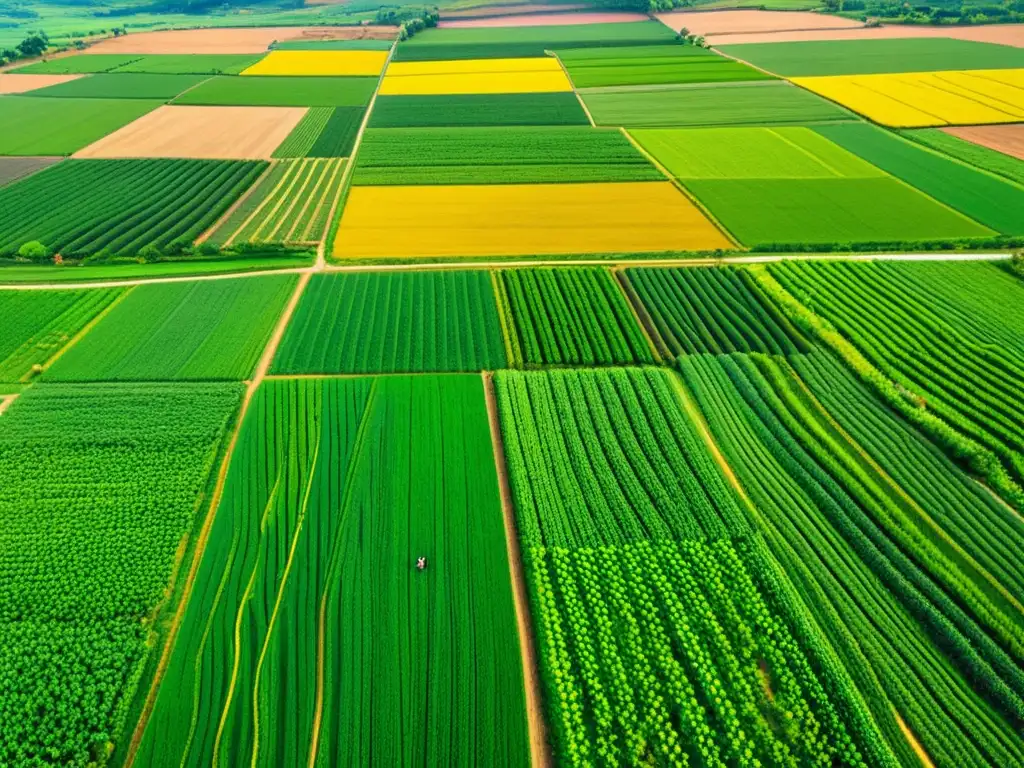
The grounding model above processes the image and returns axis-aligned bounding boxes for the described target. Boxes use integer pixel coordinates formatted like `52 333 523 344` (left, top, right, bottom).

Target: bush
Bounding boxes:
17 241 49 262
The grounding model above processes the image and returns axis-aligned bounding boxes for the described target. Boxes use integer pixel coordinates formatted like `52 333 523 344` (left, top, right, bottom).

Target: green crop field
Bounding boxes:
11 53 144 74
369 92 590 127
0 382 242 766
27 72 209 100
44 276 295 381
901 129 1024 187
583 81 852 127
818 124 1024 235
719 37 1024 77
0 97 161 155
273 271 506 374
496 267 655 366
622 266 810 356
175 75 377 107
354 126 662 185
0 158 265 257
273 106 364 157
132 375 529 767
110 54 265 74
562 46 771 89
0 288 122 381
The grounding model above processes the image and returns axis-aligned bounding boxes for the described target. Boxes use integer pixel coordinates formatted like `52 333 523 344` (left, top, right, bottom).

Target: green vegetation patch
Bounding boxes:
175 75 376 107
272 107 332 158
45 276 296 381
0 288 123 382
622 266 810 356
0 97 161 155
561 46 770 88
308 106 364 156
686 177 994 247
497 267 655 366
133 375 528 767
0 158 266 257
0 156 61 187
27 72 209 100
353 126 662 185
632 126 884 179
817 123 1024 235
110 54 265 74
11 53 142 74
584 81 851 127
719 38 1024 77
273 271 506 374
369 92 589 127
0 381 242 766
902 128 1024 187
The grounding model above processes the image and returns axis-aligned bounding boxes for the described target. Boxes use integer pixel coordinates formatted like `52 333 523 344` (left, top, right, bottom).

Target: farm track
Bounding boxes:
122 270 312 767
0 393 19 416
483 371 551 768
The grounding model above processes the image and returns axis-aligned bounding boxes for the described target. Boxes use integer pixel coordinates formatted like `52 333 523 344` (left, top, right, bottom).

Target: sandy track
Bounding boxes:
657 9 864 35
439 11 647 28
74 105 307 160
0 73 84 94
707 22 1024 46
84 26 392 54
0 394 19 417
943 124 1024 161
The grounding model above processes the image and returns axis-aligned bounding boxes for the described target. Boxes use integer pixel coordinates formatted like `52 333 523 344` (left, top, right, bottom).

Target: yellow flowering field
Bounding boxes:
792 69 1024 127
380 56 572 95
241 50 389 77
333 181 734 259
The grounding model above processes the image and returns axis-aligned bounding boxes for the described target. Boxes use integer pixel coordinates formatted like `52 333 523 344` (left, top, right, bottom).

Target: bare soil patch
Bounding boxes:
943 124 1024 161
439 10 646 27
0 73 84 94
657 9 864 35
442 3 585 19
74 105 307 159
0 156 62 186
84 26 390 55
706 22 1024 46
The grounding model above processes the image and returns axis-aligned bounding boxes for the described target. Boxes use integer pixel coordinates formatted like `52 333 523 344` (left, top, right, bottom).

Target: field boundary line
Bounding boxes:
170 73 217 104
549 50 596 127
29 286 134 380
482 371 551 768
122 271 311 768
268 158 319 241
490 269 524 368
0 393 20 417
610 267 665 361
285 159 331 242
225 160 297 247
196 160 278 245
302 158 345 243
252 159 308 242
895 711 936 768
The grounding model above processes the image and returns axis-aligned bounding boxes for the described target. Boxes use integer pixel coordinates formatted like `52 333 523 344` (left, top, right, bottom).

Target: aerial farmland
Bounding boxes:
0 4 1023 767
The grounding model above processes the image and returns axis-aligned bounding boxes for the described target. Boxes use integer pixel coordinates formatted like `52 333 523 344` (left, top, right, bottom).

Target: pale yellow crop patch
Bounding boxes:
379 56 572 95
241 50 389 77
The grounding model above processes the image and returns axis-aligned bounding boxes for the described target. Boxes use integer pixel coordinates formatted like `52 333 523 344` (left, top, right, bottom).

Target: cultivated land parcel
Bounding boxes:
2 13 1024 768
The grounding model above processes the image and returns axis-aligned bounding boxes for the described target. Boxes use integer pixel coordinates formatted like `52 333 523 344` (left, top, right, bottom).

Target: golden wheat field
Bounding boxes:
333 181 734 258
792 68 1024 127
241 50 390 77
379 56 572 95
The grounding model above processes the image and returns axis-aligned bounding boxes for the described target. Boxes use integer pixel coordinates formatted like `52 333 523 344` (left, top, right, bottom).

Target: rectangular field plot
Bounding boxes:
175 75 377 106
207 158 346 247
904 127 1024 186
132 375 529 768
110 53 265 74
369 92 589 127
560 44 770 88
273 38 395 51
0 73 83 94
793 69 1024 127
0 96 161 155
0 289 123 381
0 156 61 186
720 38 1024 77
241 49 388 76
0 158 265 258
494 367 882 766
621 266 810 356
353 126 663 185
11 53 143 74
686 177 994 247
44 276 296 381
496 267 655 366
380 57 572 95
583 81 852 127
0 382 242 766
74 105 307 160
272 271 507 373
818 123 1024 234
271 106 364 157
27 72 209 100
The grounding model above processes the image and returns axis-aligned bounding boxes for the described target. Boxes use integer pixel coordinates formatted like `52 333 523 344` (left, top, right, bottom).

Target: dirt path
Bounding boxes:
0 393 19 417
31 287 133 380
482 372 551 768
196 160 278 245
895 712 936 768
122 271 310 767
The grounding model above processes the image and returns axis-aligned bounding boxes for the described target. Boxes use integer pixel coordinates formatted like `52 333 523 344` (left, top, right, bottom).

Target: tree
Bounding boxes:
17 241 49 262
16 32 48 58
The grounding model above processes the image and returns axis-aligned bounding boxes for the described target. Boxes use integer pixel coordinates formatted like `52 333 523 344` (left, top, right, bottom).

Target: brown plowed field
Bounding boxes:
439 10 648 27
705 22 1024 46
943 124 1024 161
0 73 83 94
73 105 307 159
83 26 394 54
656 9 864 35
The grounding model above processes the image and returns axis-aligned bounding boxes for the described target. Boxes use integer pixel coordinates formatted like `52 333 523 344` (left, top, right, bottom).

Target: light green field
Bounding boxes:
0 97 161 155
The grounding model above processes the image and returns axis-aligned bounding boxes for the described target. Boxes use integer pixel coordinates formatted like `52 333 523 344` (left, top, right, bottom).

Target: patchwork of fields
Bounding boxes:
2 15 1024 768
